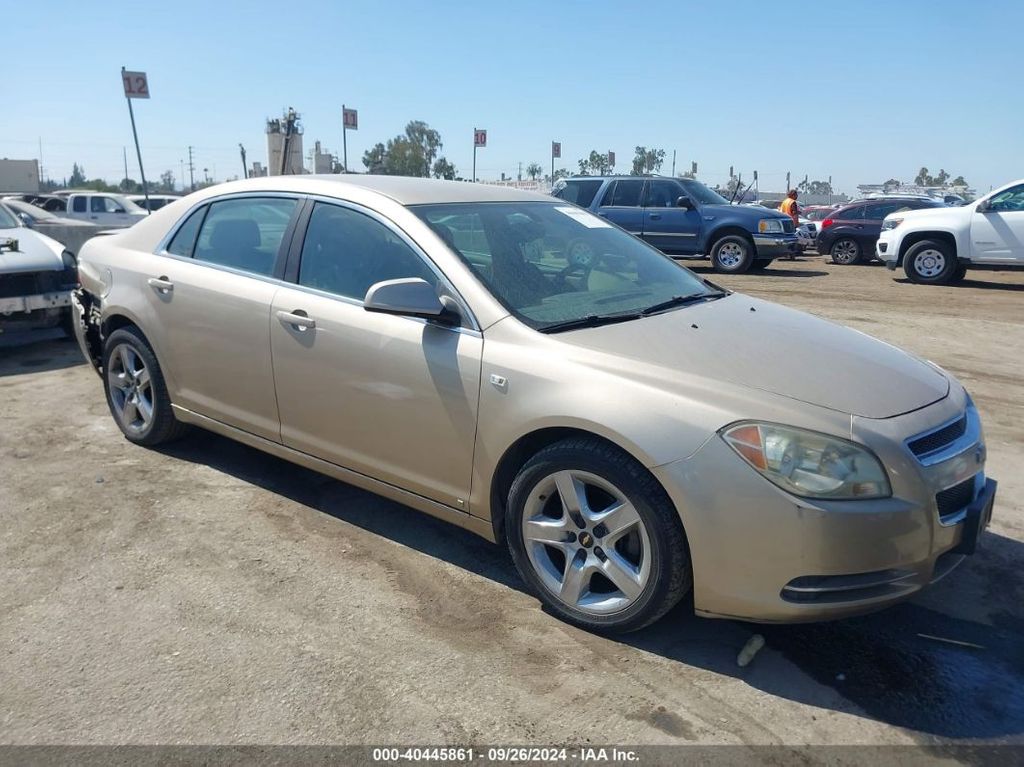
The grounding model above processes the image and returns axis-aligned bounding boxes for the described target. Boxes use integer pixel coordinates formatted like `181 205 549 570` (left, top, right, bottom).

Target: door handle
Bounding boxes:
276 309 316 330
147 276 174 293
649 213 662 220
597 212 608 217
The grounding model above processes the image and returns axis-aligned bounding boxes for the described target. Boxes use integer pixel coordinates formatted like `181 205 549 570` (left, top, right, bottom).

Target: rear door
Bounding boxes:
971 183 1024 262
860 202 909 249
595 179 645 236
141 194 301 441
641 179 701 254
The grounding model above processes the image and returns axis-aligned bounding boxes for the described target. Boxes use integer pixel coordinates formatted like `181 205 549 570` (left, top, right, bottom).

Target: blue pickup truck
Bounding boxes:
552 176 799 273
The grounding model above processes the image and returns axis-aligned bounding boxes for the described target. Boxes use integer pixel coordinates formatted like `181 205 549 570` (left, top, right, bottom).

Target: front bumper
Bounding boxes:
876 230 899 268
652 390 993 623
0 291 72 328
752 233 801 258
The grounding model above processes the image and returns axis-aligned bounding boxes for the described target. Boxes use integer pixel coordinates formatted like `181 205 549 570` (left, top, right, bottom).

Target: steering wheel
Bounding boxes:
558 238 598 287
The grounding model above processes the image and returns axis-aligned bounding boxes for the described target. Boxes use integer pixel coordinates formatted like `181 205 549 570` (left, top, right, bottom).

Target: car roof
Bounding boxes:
188 175 555 206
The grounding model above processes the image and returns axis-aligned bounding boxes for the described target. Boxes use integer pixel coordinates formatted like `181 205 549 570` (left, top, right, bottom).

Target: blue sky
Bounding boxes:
4 1 1021 194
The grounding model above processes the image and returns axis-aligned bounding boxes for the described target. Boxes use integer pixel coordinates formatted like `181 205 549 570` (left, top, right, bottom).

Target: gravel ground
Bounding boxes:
1 256 1021 749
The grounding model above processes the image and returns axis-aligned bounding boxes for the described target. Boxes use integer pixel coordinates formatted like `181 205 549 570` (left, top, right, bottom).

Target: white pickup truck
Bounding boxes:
877 178 1024 284
64 192 148 228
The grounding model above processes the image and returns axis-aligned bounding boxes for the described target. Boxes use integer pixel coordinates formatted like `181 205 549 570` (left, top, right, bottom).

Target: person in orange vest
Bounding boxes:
780 189 800 227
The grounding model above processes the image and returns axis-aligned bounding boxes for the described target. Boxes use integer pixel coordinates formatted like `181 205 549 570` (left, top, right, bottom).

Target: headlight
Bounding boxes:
881 218 903 231
758 218 784 233
721 422 891 499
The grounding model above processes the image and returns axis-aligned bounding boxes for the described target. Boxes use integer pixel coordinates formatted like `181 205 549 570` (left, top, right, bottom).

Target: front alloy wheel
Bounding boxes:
521 470 651 615
107 343 154 435
506 438 692 633
830 238 862 265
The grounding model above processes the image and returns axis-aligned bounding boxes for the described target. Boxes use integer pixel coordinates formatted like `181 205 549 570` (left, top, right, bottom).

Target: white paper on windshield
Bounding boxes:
554 206 612 228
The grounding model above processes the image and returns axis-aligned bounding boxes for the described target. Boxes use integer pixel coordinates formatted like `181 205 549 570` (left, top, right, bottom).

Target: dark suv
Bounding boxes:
552 176 799 273
817 198 945 265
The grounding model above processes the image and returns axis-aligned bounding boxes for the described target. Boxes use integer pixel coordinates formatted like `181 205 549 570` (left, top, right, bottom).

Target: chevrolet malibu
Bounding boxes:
72 176 996 632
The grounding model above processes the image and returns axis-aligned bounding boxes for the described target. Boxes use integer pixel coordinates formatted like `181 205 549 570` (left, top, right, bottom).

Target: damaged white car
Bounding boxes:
0 203 78 335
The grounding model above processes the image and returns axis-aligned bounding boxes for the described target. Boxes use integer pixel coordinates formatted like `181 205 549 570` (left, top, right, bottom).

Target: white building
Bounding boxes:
0 159 40 193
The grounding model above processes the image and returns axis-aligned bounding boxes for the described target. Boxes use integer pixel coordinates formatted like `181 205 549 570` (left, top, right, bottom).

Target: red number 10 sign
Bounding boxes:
474 130 487 148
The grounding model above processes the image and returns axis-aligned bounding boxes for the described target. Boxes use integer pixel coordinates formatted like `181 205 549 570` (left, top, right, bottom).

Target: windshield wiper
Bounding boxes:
640 291 726 316
538 312 643 334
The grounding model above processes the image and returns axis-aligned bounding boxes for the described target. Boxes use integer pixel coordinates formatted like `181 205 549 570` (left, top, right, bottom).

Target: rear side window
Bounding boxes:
552 180 604 207
863 202 905 221
602 180 644 207
72 197 86 213
836 205 865 220
297 202 436 301
193 197 297 276
166 207 207 257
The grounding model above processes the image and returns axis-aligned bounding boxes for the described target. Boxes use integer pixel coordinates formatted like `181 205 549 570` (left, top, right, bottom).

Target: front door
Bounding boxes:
641 179 701 254
595 179 645 236
141 195 300 441
270 201 482 507
971 183 1024 262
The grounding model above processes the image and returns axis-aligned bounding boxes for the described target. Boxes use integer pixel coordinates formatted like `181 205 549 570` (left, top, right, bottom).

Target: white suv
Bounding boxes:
877 178 1024 284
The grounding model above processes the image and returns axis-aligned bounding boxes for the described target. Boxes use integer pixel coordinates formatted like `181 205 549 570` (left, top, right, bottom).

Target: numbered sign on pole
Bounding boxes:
552 141 561 159
474 129 487 147
122 71 150 99
343 108 358 130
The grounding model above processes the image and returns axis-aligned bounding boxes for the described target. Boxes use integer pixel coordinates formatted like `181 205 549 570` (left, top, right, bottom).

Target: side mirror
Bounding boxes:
676 196 693 209
16 212 33 226
975 199 989 213
364 278 459 325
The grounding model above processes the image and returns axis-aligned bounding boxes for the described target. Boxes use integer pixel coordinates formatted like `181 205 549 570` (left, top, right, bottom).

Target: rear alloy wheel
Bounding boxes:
506 438 691 633
102 326 189 446
710 235 754 274
830 238 862 265
904 239 958 285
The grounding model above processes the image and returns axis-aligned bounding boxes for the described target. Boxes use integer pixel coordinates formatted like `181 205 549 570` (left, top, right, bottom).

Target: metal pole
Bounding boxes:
188 146 195 192
473 128 477 182
672 150 676 176
342 104 348 173
122 68 150 212
123 146 129 189
239 144 247 179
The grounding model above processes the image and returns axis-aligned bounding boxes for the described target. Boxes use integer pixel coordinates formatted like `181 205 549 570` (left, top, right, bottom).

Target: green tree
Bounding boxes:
69 163 87 187
577 150 612 176
432 157 457 180
951 175 968 187
362 142 387 173
526 162 543 181
630 146 665 175
159 170 175 192
404 120 442 177
382 137 426 177
798 179 832 195
915 167 930 185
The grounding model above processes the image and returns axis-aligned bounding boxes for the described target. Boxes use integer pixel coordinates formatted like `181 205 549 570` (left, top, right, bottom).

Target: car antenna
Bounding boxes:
730 179 747 205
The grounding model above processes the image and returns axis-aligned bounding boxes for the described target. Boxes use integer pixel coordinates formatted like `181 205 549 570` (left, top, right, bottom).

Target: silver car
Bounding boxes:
72 176 996 632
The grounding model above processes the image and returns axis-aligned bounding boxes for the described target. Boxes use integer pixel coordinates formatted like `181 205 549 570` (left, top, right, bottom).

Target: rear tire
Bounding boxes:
710 234 754 274
505 438 692 634
951 263 968 283
749 259 772 271
830 238 862 265
904 239 958 285
102 326 189 446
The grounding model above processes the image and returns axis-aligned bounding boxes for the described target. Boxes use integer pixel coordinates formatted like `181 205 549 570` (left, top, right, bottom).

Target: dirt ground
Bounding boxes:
1 256 1022 749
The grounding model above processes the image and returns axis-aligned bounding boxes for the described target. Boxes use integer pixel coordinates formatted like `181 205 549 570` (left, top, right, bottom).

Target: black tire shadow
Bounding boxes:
686 264 831 278
893 277 1024 292
156 428 1024 741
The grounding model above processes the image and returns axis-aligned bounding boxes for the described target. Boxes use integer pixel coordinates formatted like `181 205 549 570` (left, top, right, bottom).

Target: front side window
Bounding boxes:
987 184 1024 213
836 205 865 221
72 197 86 213
414 202 720 330
0 204 19 228
644 180 683 208
193 197 297 276
678 179 729 206
298 203 436 300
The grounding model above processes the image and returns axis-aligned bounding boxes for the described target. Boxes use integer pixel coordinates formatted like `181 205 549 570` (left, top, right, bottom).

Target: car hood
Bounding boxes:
0 227 66 273
886 205 953 223
559 293 949 419
701 203 789 223
37 217 100 228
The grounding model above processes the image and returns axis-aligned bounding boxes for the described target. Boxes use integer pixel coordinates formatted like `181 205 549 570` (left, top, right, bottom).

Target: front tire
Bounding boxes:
505 438 692 633
102 326 189 446
710 234 754 274
904 239 958 284
830 238 862 265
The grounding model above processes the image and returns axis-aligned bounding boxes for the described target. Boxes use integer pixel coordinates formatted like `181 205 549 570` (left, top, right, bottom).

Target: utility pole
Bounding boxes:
786 171 791 192
187 145 196 191
671 150 676 176
123 146 129 189
239 143 247 179
518 161 522 182
280 108 298 176
179 159 185 193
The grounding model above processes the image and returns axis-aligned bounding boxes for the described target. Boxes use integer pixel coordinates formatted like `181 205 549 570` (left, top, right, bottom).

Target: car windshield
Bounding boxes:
8 200 56 220
413 202 721 331
111 194 145 212
678 179 729 206
0 204 20 228
805 209 830 221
